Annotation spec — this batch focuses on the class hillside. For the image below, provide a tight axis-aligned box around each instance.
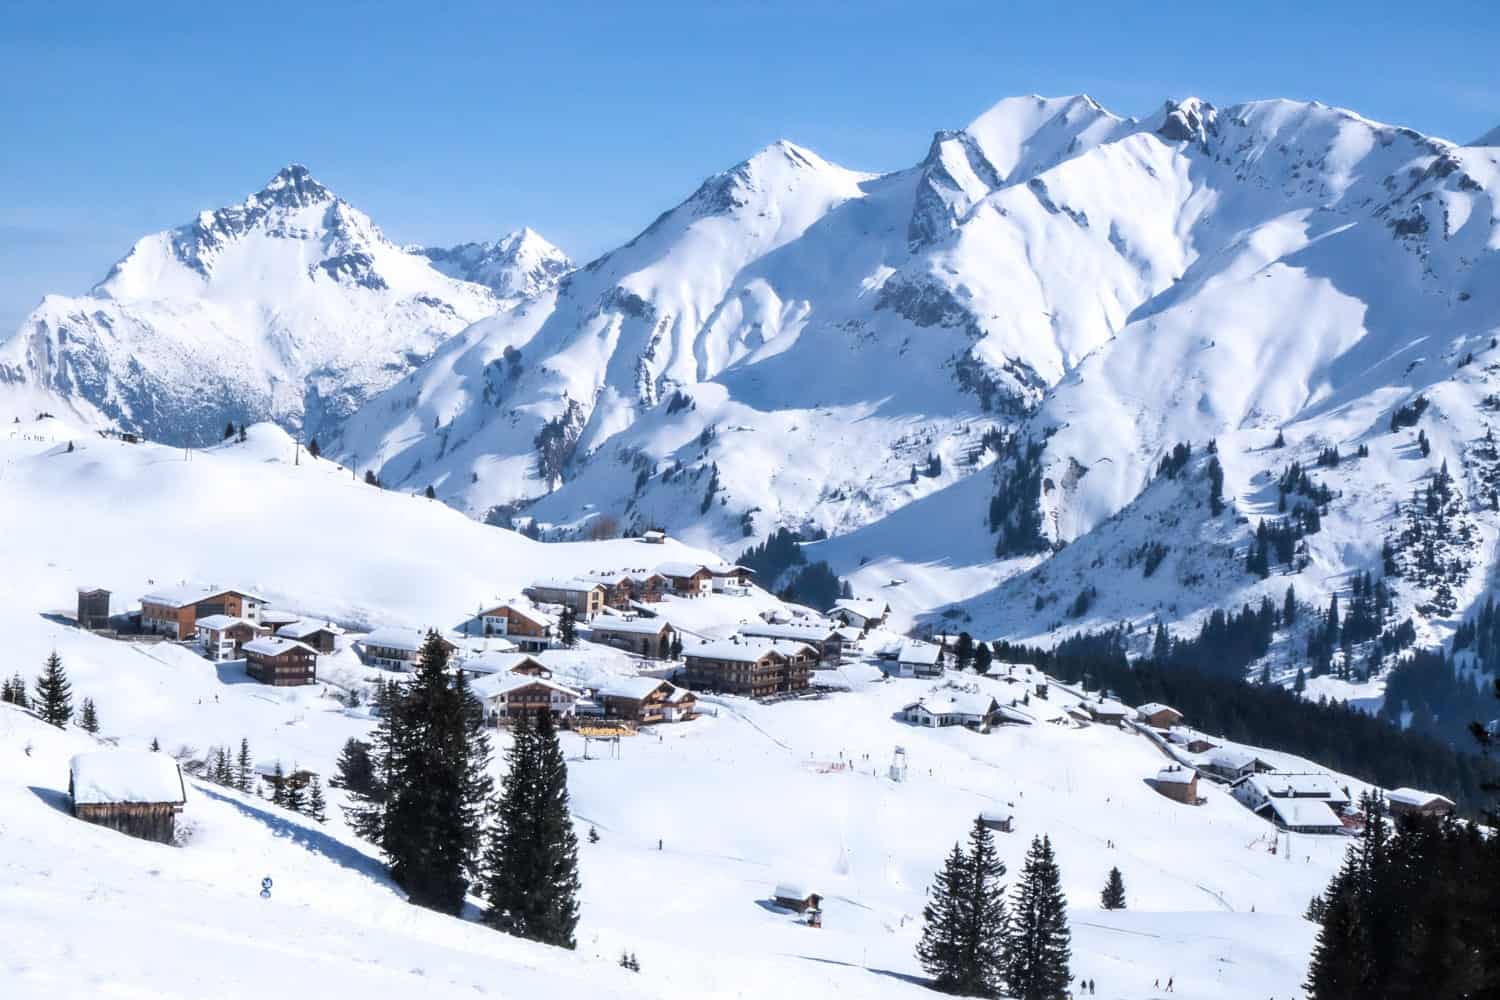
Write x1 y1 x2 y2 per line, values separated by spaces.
0 418 1350 998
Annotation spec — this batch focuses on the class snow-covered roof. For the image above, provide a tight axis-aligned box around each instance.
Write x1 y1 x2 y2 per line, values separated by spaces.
739 620 838 642
76 585 109 594
480 601 554 627
141 583 263 608
589 617 673 636
905 691 997 718
1385 787 1454 809
531 577 604 592
1154 766 1197 785
464 652 547 676
359 626 427 652
830 597 888 618
1206 746 1269 771
471 673 581 701
655 560 712 578
642 530 666 540
1262 797 1344 830
773 882 812 900
1237 772 1347 802
979 808 1013 823
1136 702 1180 719
243 636 315 658
195 614 251 631
686 637 815 663
595 676 672 700
259 609 301 626
277 619 344 639
1086 698 1130 717
898 640 942 665
70 750 186 806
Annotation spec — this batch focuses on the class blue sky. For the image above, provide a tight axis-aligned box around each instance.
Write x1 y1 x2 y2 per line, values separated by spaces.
2 0 1496 331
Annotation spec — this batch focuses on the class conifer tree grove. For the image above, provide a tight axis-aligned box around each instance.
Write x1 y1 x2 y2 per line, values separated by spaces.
34 652 73 728
1100 866 1126 910
482 708 582 948
379 631 494 914
917 817 1009 997
79 697 100 735
1002 834 1072 1000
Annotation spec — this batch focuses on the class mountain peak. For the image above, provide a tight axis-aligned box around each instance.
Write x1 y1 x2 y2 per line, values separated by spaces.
1155 97 1218 145
410 227 572 300
1469 124 1500 147
255 163 333 208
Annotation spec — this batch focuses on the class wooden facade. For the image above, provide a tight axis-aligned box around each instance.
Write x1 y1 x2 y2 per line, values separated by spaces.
478 604 554 651
141 588 264 640
525 582 605 619
76 588 111 630
244 639 318 686
682 643 812 698
73 801 182 844
589 620 676 659
599 681 697 724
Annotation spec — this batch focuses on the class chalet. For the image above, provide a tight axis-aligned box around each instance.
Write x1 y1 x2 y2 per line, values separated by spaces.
259 609 301 631
682 637 815 698
1136 702 1183 728
1149 766 1201 805
827 597 890 630
1259 797 1346 834
357 627 456 670
1385 787 1456 818
1231 773 1351 814
243 636 318 686
737 620 844 664
589 617 677 659
772 883 821 914
76 587 112 630
140 584 267 640
472 673 581 724
642 529 667 544
595 676 697 723
629 572 668 604
709 564 754 593
476 601 555 651
70 750 187 844
894 640 944 678
1201 747 1276 782
462 652 551 679
1187 737 1219 754
584 571 670 610
195 615 268 661
978 808 1014 833
526 578 606 620
657 561 715 597
1084 698 1131 724
275 619 344 655
901 691 1002 729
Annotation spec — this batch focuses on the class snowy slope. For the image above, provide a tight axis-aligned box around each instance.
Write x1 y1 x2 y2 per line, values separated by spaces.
0 166 559 445
0 422 1347 999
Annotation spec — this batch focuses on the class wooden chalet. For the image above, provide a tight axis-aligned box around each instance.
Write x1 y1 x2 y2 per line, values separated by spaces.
243 636 318 686
596 676 697 723
1149 765 1202 805
476 601 555 651
76 587 112 630
1136 702 1184 728
1386 787 1456 818
589 617 677 659
828 597 890 630
656 561 715 597
358 627 457 670
461 652 551 679
140 584 267 640
70 750 187 845
275 619 344 654
525 578 606 619
473 674 581 724
773 883 821 913
978 808 1014 833
682 637 814 698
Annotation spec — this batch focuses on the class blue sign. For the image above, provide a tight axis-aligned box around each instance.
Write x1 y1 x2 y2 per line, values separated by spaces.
260 876 273 899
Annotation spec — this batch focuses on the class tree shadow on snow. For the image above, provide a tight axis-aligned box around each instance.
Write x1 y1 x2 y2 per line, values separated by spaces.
789 954 928 988
28 785 73 815
194 785 394 887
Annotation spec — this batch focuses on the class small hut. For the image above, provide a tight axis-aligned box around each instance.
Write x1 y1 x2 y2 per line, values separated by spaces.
69 750 187 844
978 808 1014 833
773 882 822 914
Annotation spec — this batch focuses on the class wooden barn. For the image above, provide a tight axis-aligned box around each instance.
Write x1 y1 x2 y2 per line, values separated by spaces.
773 882 822 913
1386 787 1456 818
69 750 187 844
978 808 1014 833
1149 765 1202 805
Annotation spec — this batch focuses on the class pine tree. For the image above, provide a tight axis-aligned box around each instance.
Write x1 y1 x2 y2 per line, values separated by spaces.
223 421 235 441
381 631 494 914
284 771 306 814
954 632 974 672
34 652 72 728
308 775 328 823
1002 835 1072 1000
150 736 161 752
424 484 436 499
1100 866 1126 910
79 697 100 734
334 738 378 794
973 643 993 675
0 674 12 704
917 818 1008 997
237 423 247 443
558 606 578 648
236 738 253 791
269 762 288 806
1207 456 1225 516
307 438 321 459
482 708 581 947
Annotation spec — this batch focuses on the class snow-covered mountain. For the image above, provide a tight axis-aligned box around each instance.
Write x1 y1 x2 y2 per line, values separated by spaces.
410 227 573 303
0 166 545 445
